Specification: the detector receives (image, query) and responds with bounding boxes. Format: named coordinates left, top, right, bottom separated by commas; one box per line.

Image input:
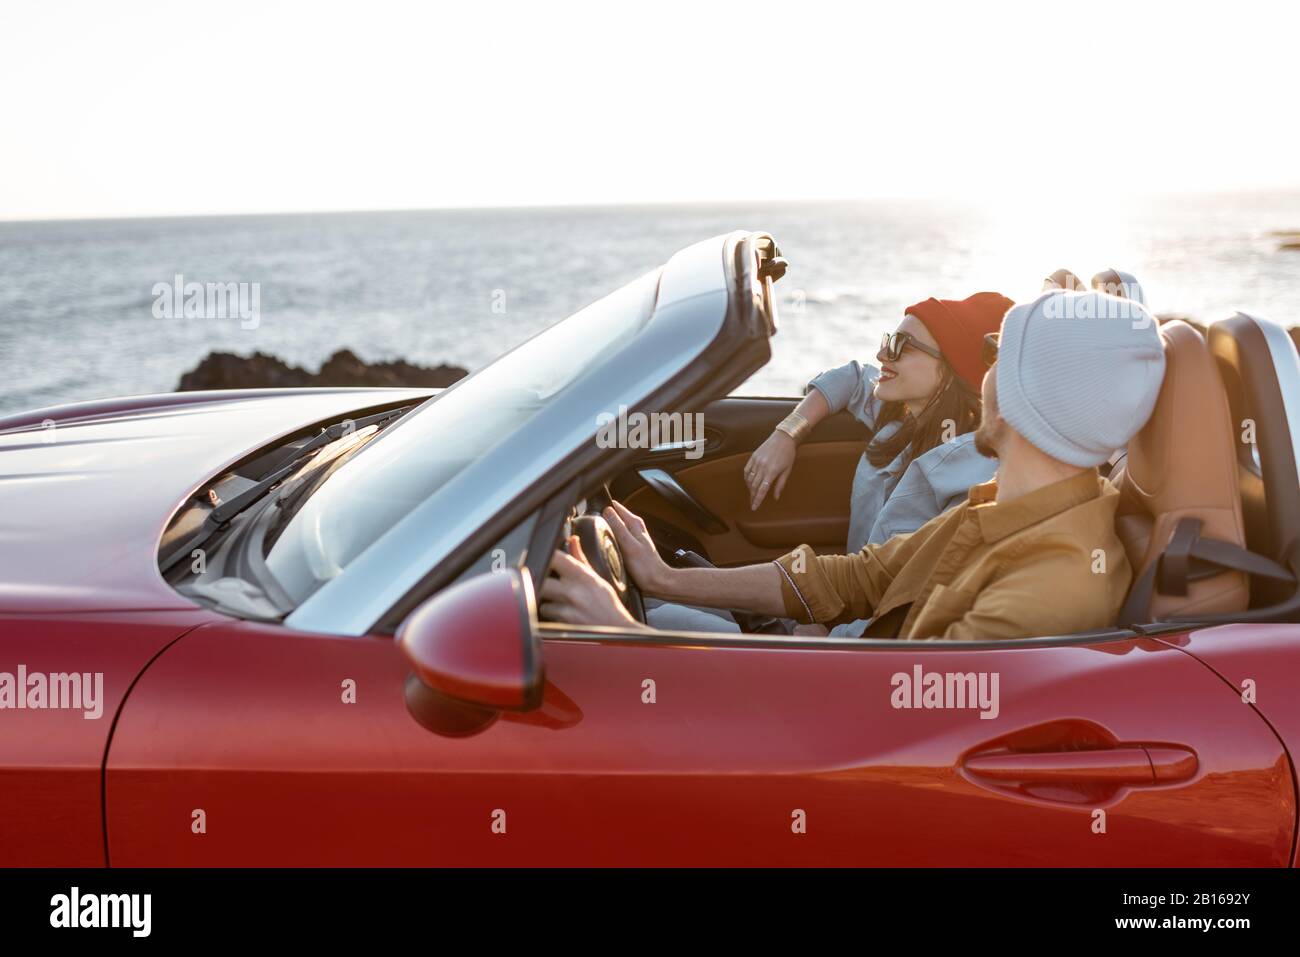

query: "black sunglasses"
left=982, top=332, right=1000, bottom=367
left=879, top=331, right=944, bottom=363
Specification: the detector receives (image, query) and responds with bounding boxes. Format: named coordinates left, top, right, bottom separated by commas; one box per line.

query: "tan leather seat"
left=1112, top=320, right=1249, bottom=619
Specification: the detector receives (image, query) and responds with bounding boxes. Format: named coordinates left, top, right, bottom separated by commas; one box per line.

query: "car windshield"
left=264, top=268, right=661, bottom=604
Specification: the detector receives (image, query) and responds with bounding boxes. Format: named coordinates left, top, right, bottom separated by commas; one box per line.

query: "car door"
left=528, top=627, right=1294, bottom=866
left=612, top=397, right=871, bottom=566
left=105, top=617, right=1294, bottom=866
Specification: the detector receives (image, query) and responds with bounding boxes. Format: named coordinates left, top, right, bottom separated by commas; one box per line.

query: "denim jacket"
left=806, top=360, right=997, bottom=636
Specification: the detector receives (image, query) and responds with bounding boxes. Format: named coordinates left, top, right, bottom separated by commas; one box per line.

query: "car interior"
left=533, top=311, right=1300, bottom=641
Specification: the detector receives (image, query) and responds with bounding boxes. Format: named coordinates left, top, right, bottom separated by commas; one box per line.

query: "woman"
left=647, top=291, right=1011, bottom=637
left=744, top=291, right=1012, bottom=635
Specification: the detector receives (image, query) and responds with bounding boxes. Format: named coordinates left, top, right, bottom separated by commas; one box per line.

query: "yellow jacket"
left=772, top=469, right=1132, bottom=640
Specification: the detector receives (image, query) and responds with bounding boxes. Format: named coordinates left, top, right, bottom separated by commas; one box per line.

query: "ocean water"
left=1, top=193, right=1299, bottom=417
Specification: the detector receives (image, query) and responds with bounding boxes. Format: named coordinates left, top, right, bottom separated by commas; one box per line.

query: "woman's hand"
left=744, top=431, right=797, bottom=510
left=602, top=501, right=672, bottom=595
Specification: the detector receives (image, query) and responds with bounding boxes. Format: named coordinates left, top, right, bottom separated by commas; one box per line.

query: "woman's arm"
left=746, top=359, right=884, bottom=511
left=808, top=359, right=882, bottom=430
left=744, top=387, right=831, bottom=509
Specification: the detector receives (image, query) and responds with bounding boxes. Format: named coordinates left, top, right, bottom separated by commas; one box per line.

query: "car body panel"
left=0, top=609, right=219, bottom=866
left=0, top=387, right=432, bottom=614
left=105, top=623, right=1293, bottom=866
left=1153, top=623, right=1300, bottom=865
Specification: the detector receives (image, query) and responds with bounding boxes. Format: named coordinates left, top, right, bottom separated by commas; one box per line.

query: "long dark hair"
left=865, top=364, right=982, bottom=470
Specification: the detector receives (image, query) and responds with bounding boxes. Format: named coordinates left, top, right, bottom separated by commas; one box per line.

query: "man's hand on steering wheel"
left=541, top=536, right=641, bottom=628
left=540, top=501, right=671, bottom=628
left=601, top=501, right=671, bottom=595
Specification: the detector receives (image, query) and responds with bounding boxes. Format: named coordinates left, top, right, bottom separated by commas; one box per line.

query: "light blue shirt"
left=807, top=360, right=997, bottom=636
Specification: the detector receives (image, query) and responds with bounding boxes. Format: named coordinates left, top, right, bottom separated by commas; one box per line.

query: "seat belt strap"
left=1119, top=517, right=1295, bottom=626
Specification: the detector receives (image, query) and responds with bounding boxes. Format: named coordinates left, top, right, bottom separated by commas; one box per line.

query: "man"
left=542, top=289, right=1167, bottom=641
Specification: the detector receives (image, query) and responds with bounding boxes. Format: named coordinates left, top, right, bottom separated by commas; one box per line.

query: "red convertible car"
left=2, top=231, right=1298, bottom=866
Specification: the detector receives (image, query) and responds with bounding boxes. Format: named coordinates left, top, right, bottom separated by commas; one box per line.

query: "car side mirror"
left=397, top=569, right=543, bottom=735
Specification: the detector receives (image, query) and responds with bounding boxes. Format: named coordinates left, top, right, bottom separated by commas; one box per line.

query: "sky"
left=1, top=0, right=1298, bottom=221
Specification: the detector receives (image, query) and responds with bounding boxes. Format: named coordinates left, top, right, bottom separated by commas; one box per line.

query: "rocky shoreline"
left=176, top=349, right=468, bottom=392
left=177, top=321, right=1300, bottom=395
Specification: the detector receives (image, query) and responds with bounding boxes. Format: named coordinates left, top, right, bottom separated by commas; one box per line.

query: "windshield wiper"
left=159, top=407, right=407, bottom=574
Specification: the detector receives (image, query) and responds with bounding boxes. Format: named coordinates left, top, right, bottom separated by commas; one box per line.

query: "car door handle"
left=964, top=746, right=1197, bottom=786
left=637, top=468, right=728, bottom=534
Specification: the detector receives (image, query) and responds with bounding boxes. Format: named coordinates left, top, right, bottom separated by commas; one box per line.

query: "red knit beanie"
left=904, top=291, right=1014, bottom=389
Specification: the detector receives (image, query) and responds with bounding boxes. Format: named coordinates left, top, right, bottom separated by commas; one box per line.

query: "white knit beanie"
left=995, top=290, right=1166, bottom=467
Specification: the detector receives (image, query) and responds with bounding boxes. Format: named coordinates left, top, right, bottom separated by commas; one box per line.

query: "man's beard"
left=973, top=416, right=1004, bottom=459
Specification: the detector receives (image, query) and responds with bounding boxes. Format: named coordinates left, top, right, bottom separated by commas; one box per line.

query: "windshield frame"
left=285, top=232, right=758, bottom=636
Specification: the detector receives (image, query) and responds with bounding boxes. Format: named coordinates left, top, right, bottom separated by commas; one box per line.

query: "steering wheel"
left=574, top=486, right=646, bottom=622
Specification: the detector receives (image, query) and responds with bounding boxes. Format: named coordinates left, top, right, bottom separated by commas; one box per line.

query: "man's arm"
left=648, top=562, right=787, bottom=617
left=769, top=503, right=962, bottom=624
left=545, top=499, right=950, bottom=630
left=540, top=534, right=791, bottom=628
left=614, top=499, right=956, bottom=626
left=604, top=502, right=788, bottom=617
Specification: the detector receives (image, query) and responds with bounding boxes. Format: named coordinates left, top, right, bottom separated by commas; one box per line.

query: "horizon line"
left=5, top=184, right=1300, bottom=227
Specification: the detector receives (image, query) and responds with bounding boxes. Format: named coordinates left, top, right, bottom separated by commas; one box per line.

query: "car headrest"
left=1116, top=320, right=1249, bottom=619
